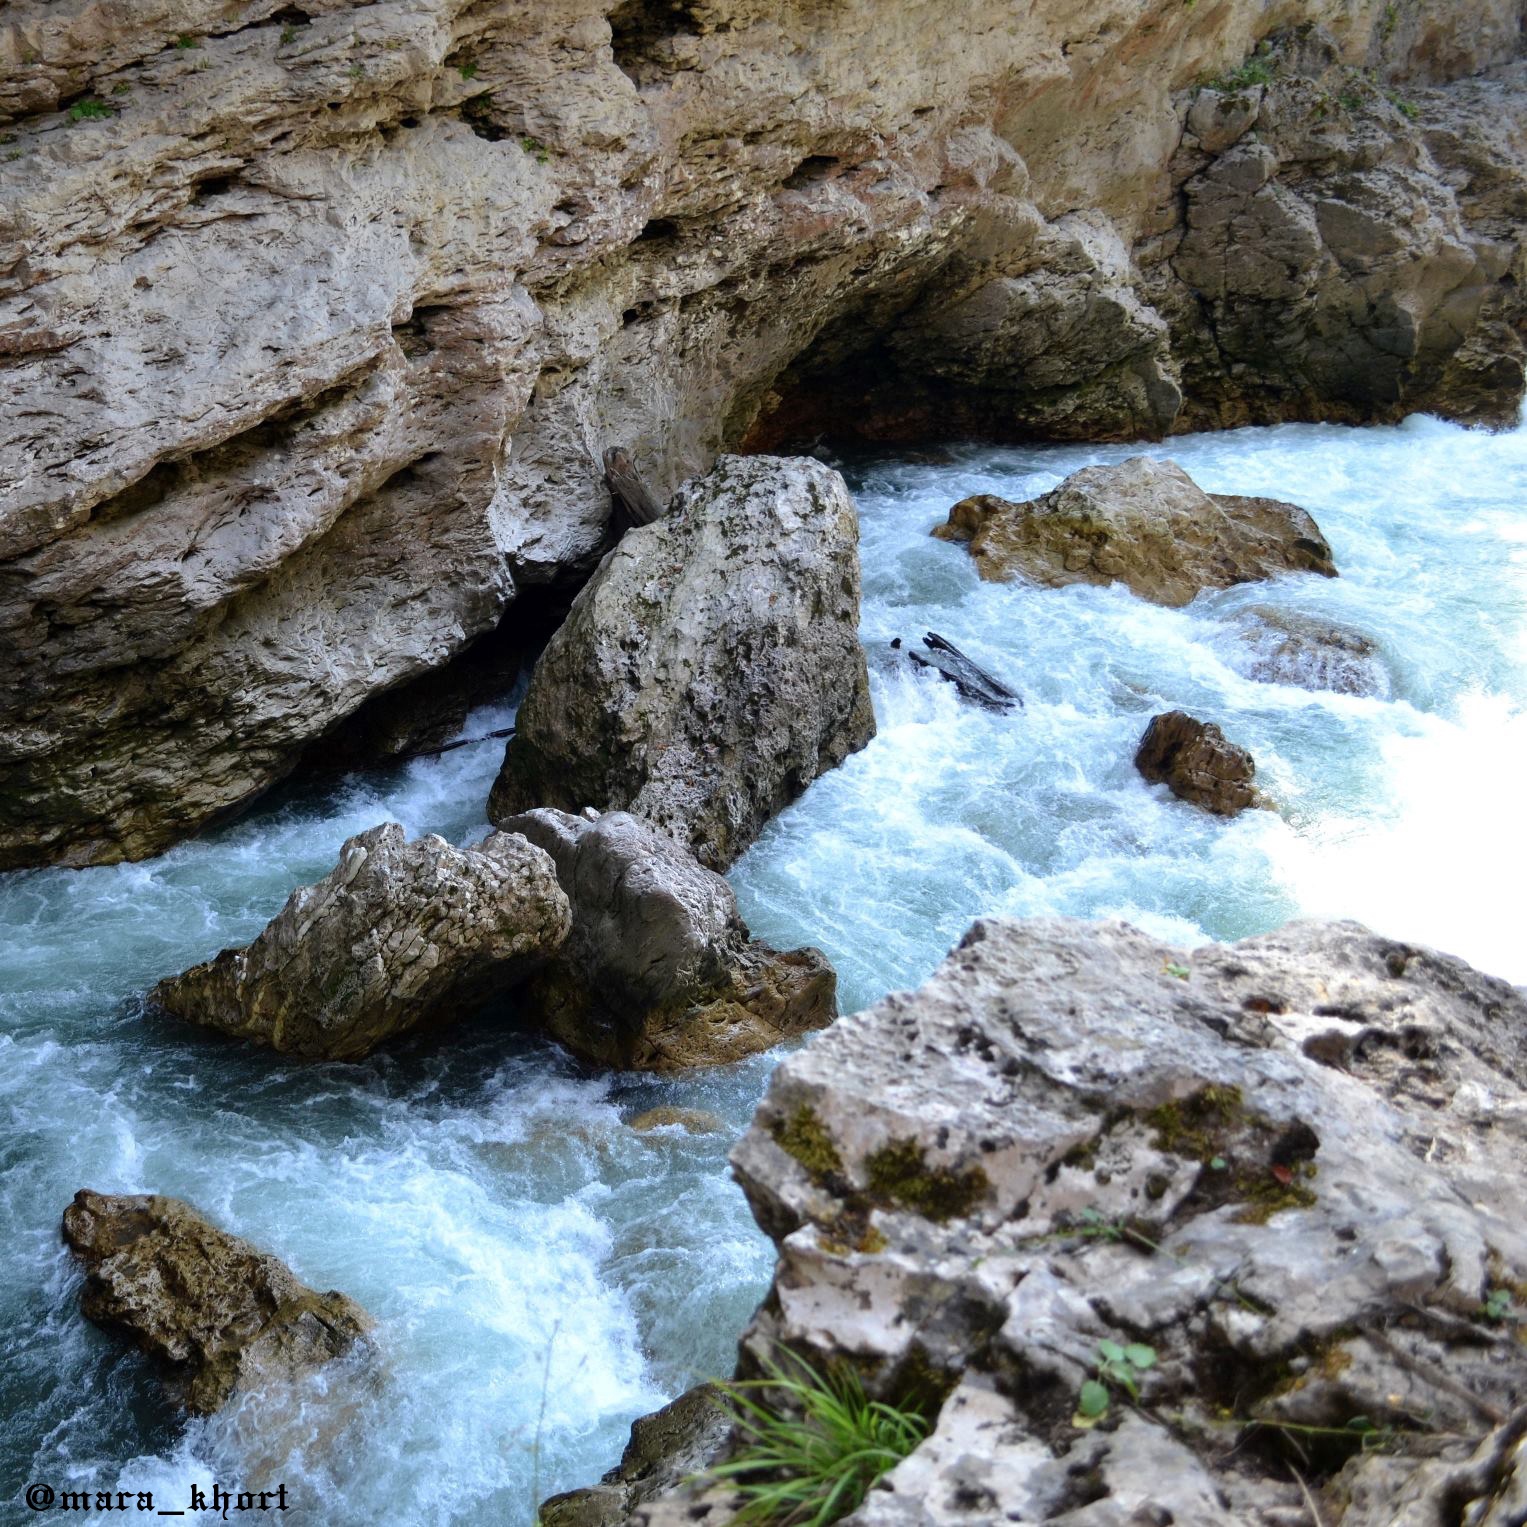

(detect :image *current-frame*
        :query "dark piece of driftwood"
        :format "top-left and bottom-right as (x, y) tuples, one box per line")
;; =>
(604, 446), (665, 531)
(905, 632), (1022, 712)
(395, 726), (515, 762)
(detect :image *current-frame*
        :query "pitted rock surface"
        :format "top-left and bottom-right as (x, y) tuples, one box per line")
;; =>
(609, 916), (1527, 1525)
(62, 1189), (372, 1416)
(1135, 710), (1260, 817)
(150, 823), (570, 1059)
(491, 457), (875, 870)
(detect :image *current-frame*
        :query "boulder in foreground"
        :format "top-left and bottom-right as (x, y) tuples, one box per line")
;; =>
(934, 456), (1337, 607)
(1135, 709), (1260, 816)
(703, 916), (1527, 1526)
(506, 809), (835, 1070)
(489, 455), (876, 871)
(63, 1190), (371, 1416)
(150, 823), (570, 1060)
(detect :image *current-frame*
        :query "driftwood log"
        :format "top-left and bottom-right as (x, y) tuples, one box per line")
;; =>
(603, 447), (665, 532)
(900, 632), (1022, 712)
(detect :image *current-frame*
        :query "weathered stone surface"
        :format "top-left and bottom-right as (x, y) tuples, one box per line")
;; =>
(3, 4), (1522, 872)
(504, 809), (835, 1069)
(935, 457), (1336, 607)
(708, 916), (1527, 1525)
(1135, 710), (1260, 817)
(149, 823), (570, 1060)
(490, 458), (875, 870)
(542, 1385), (731, 1527)
(1229, 606), (1390, 697)
(62, 1189), (371, 1416)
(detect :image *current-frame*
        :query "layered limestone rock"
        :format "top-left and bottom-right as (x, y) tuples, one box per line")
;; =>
(62, 1189), (371, 1416)
(1135, 710), (1260, 817)
(490, 456), (875, 869)
(3, 2), (1523, 871)
(694, 917), (1527, 1525)
(934, 456), (1337, 607)
(504, 808), (835, 1069)
(149, 823), (570, 1059)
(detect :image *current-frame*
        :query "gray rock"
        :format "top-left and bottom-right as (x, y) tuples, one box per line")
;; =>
(934, 457), (1336, 607)
(490, 457), (875, 871)
(1229, 607), (1390, 697)
(711, 916), (1527, 1525)
(149, 823), (570, 1060)
(1135, 710), (1260, 817)
(505, 809), (835, 1069)
(62, 1189), (372, 1416)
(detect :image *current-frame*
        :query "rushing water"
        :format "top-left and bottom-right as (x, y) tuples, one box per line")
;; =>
(2, 410), (1524, 1525)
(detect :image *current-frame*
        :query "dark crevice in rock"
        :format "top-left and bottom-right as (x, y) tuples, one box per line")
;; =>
(783, 154), (841, 189)
(609, 0), (704, 88)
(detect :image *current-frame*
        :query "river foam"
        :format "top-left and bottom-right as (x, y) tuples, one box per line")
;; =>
(2, 409), (1524, 1524)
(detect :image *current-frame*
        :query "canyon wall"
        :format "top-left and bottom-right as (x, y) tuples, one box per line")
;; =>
(2, 0), (1524, 869)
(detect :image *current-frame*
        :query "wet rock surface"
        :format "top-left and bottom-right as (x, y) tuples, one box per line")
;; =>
(935, 457), (1337, 608)
(62, 1190), (371, 1416)
(149, 823), (571, 1060)
(3, 5), (1522, 872)
(1135, 710), (1260, 817)
(505, 809), (835, 1070)
(490, 457), (875, 870)
(1230, 607), (1390, 698)
(698, 916), (1527, 1526)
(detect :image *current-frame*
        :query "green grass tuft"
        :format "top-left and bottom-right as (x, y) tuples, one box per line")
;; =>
(705, 1352), (930, 1526)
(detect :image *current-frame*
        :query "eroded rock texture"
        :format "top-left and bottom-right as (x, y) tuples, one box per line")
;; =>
(505, 807), (835, 1069)
(62, 1189), (371, 1416)
(1136, 709), (1260, 816)
(700, 918), (1527, 1525)
(490, 455), (875, 868)
(149, 823), (571, 1059)
(1, 2), (1523, 870)
(935, 456), (1337, 607)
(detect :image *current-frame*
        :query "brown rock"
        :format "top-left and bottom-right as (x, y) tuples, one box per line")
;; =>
(628, 1108), (727, 1135)
(62, 1190), (371, 1416)
(1234, 607), (1388, 697)
(1135, 710), (1259, 816)
(149, 823), (570, 1060)
(935, 457), (1336, 607)
(503, 809), (835, 1070)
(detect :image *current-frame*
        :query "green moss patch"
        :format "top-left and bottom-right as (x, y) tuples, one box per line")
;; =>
(864, 1138), (989, 1222)
(773, 1104), (843, 1182)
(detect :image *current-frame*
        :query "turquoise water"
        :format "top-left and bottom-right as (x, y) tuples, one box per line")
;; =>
(1, 409), (1524, 1524)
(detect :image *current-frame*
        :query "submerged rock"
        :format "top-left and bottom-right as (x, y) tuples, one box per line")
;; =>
(149, 823), (570, 1060)
(1135, 710), (1260, 816)
(934, 456), (1336, 607)
(1231, 606), (1390, 697)
(62, 1190), (371, 1416)
(490, 456), (875, 870)
(505, 809), (835, 1070)
(709, 916), (1527, 1524)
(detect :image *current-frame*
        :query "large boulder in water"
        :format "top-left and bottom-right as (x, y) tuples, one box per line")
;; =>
(1135, 710), (1259, 817)
(934, 456), (1337, 607)
(62, 1190), (371, 1415)
(1231, 606), (1390, 697)
(149, 823), (570, 1060)
(488, 455), (875, 871)
(505, 808), (835, 1069)
(706, 916), (1527, 1525)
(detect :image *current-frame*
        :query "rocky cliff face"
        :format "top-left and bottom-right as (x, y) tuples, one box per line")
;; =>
(2, 0), (1523, 870)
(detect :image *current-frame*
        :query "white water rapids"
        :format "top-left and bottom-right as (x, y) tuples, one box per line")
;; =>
(1, 410), (1523, 1524)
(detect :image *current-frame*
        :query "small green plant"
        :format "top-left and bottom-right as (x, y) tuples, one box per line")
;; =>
(67, 98), (112, 122)
(519, 133), (550, 163)
(1076, 1340), (1157, 1422)
(1380, 2), (1399, 39)
(280, 23), (298, 44)
(1163, 961), (1191, 980)
(348, 62), (365, 78)
(174, 33), (200, 50)
(110, 81), (131, 95)
(1243, 1414), (1397, 1453)
(459, 60), (479, 80)
(1482, 1288), (1519, 1323)
(1338, 90), (1364, 111)
(1211, 57), (1274, 92)
(705, 1352), (930, 1526)
(1386, 90), (1419, 119)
